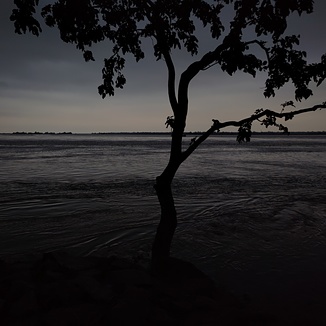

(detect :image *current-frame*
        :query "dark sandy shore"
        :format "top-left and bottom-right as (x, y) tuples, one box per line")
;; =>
(0, 251), (325, 325)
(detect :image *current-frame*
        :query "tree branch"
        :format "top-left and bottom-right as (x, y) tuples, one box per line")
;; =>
(181, 125), (216, 163)
(141, 0), (177, 111)
(178, 44), (225, 117)
(217, 103), (326, 130)
(244, 39), (270, 64)
(162, 51), (178, 112)
(181, 103), (326, 162)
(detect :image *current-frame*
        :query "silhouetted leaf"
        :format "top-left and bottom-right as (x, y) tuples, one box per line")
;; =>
(83, 50), (95, 62)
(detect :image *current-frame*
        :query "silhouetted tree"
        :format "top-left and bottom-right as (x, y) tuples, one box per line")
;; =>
(11, 0), (326, 267)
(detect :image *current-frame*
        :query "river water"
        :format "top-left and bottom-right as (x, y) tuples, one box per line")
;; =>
(1, 133), (326, 310)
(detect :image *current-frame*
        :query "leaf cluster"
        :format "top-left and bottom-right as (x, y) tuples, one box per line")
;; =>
(11, 0), (42, 36)
(236, 121), (252, 143)
(263, 35), (319, 101)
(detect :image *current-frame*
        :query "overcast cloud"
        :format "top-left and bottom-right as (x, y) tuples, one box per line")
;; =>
(0, 1), (325, 133)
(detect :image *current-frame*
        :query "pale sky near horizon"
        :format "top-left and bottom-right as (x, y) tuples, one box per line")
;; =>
(1, 1), (326, 133)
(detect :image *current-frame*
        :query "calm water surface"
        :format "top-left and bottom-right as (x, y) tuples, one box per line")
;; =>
(1, 133), (326, 297)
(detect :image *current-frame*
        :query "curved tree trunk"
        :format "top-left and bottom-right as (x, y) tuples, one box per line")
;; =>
(150, 52), (190, 268)
(151, 111), (186, 266)
(151, 175), (177, 266)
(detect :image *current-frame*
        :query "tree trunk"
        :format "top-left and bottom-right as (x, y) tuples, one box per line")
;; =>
(151, 113), (185, 269)
(151, 175), (177, 266)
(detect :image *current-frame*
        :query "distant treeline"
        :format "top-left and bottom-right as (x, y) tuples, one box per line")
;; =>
(6, 131), (326, 136)
(92, 131), (326, 135)
(11, 131), (73, 135)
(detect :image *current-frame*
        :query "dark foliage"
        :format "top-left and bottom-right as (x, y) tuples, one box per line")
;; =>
(10, 0), (325, 101)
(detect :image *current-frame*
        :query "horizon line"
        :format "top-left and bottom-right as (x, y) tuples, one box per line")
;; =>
(2, 131), (326, 135)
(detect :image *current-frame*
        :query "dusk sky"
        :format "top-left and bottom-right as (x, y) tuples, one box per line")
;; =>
(1, 1), (325, 133)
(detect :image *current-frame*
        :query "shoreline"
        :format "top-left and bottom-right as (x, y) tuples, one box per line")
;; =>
(0, 251), (247, 326)
(2, 131), (326, 136)
(1, 251), (326, 325)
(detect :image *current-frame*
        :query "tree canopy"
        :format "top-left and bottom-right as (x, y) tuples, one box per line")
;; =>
(11, 0), (326, 102)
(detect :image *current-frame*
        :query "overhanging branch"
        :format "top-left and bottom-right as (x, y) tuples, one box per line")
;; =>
(217, 103), (326, 130)
(181, 103), (326, 163)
